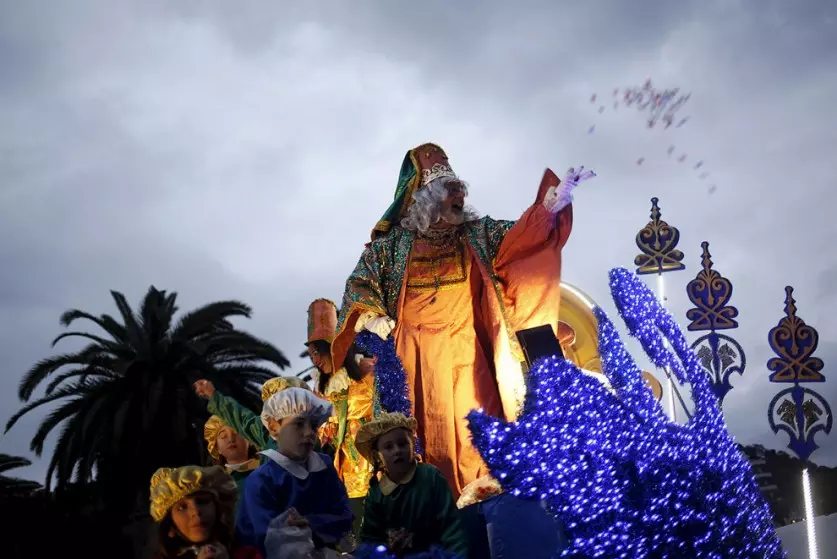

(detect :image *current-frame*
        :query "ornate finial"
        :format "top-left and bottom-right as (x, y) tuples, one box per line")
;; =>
(634, 197), (685, 275)
(699, 241), (712, 270)
(783, 286), (797, 321)
(767, 286), (825, 383)
(685, 241), (739, 332)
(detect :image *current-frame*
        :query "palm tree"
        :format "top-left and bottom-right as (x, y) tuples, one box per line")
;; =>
(5, 286), (289, 515)
(0, 454), (41, 496)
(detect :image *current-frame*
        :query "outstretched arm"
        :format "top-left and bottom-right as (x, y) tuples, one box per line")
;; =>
(207, 392), (273, 451)
(195, 380), (271, 451)
(493, 167), (593, 268)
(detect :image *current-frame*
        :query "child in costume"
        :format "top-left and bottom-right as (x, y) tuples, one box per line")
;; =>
(204, 415), (261, 504)
(236, 387), (354, 553)
(305, 299), (376, 511)
(149, 465), (262, 559)
(194, 376), (315, 454)
(356, 413), (468, 557)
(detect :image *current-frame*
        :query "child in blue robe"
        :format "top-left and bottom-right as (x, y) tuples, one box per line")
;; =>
(236, 387), (354, 553)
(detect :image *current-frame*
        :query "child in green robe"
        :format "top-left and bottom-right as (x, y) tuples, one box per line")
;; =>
(355, 413), (469, 557)
(203, 415), (261, 507)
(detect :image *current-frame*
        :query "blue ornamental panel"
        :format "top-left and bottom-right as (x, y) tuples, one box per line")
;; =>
(767, 385), (832, 462)
(634, 197), (686, 275)
(691, 332), (746, 404)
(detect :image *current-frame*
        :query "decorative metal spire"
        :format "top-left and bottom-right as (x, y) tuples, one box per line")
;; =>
(634, 197), (685, 275)
(766, 286), (831, 462)
(685, 242), (744, 405)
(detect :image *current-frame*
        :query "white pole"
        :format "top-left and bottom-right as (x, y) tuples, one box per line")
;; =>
(802, 468), (819, 559)
(656, 273), (677, 421)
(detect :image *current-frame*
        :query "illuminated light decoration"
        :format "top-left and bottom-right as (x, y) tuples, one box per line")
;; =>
(468, 267), (785, 558)
(802, 468), (819, 559)
(351, 544), (459, 558)
(354, 330), (423, 456)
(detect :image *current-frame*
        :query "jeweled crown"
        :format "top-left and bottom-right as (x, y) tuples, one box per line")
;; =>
(414, 143), (457, 186)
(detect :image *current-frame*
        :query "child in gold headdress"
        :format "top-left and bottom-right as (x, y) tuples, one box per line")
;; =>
(194, 376), (312, 454)
(204, 416), (261, 504)
(149, 465), (262, 559)
(304, 299), (376, 502)
(356, 413), (468, 557)
(236, 387), (353, 554)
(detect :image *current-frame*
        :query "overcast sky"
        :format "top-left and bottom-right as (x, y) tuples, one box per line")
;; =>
(2, 0), (836, 485)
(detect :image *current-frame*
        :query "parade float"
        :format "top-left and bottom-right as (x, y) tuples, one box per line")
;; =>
(296, 82), (831, 557)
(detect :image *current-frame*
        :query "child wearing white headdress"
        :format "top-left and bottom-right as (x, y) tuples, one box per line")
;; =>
(235, 387), (353, 556)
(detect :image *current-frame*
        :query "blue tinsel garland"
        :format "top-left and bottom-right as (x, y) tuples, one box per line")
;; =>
(467, 268), (785, 558)
(354, 330), (423, 455)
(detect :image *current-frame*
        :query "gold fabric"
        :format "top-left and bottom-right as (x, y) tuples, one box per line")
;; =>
(319, 371), (377, 498)
(203, 415), (226, 459)
(149, 465), (237, 522)
(355, 412), (418, 464)
(261, 376), (310, 402)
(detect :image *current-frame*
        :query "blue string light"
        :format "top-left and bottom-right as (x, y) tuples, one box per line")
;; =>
(352, 544), (460, 558)
(468, 267), (785, 558)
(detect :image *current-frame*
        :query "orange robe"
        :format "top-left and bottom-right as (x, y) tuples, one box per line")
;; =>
(333, 169), (572, 497)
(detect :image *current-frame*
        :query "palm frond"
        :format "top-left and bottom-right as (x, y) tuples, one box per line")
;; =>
(18, 345), (119, 400)
(6, 379), (103, 434)
(0, 453), (33, 474)
(44, 365), (120, 396)
(109, 290), (145, 352)
(59, 309), (128, 342)
(171, 301), (253, 341)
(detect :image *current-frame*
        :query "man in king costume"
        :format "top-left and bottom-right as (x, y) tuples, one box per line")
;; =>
(331, 142), (594, 496)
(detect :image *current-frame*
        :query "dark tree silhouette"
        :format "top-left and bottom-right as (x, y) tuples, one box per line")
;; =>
(5, 286), (290, 519)
(0, 453), (41, 496)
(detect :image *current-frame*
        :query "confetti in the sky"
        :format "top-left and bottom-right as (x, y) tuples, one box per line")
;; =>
(708, 185), (718, 195)
(587, 81), (718, 193)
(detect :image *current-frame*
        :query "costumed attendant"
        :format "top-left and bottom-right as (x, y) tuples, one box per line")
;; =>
(356, 413), (468, 557)
(150, 465), (262, 559)
(305, 299), (377, 509)
(236, 387), (353, 554)
(204, 416), (261, 505)
(194, 376), (313, 454)
(331, 142), (596, 497)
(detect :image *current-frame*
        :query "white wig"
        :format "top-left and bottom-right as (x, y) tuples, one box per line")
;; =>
(400, 176), (480, 234)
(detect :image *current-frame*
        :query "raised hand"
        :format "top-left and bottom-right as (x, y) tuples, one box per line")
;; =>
(543, 166), (596, 213)
(193, 379), (216, 399)
(467, 268), (785, 558)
